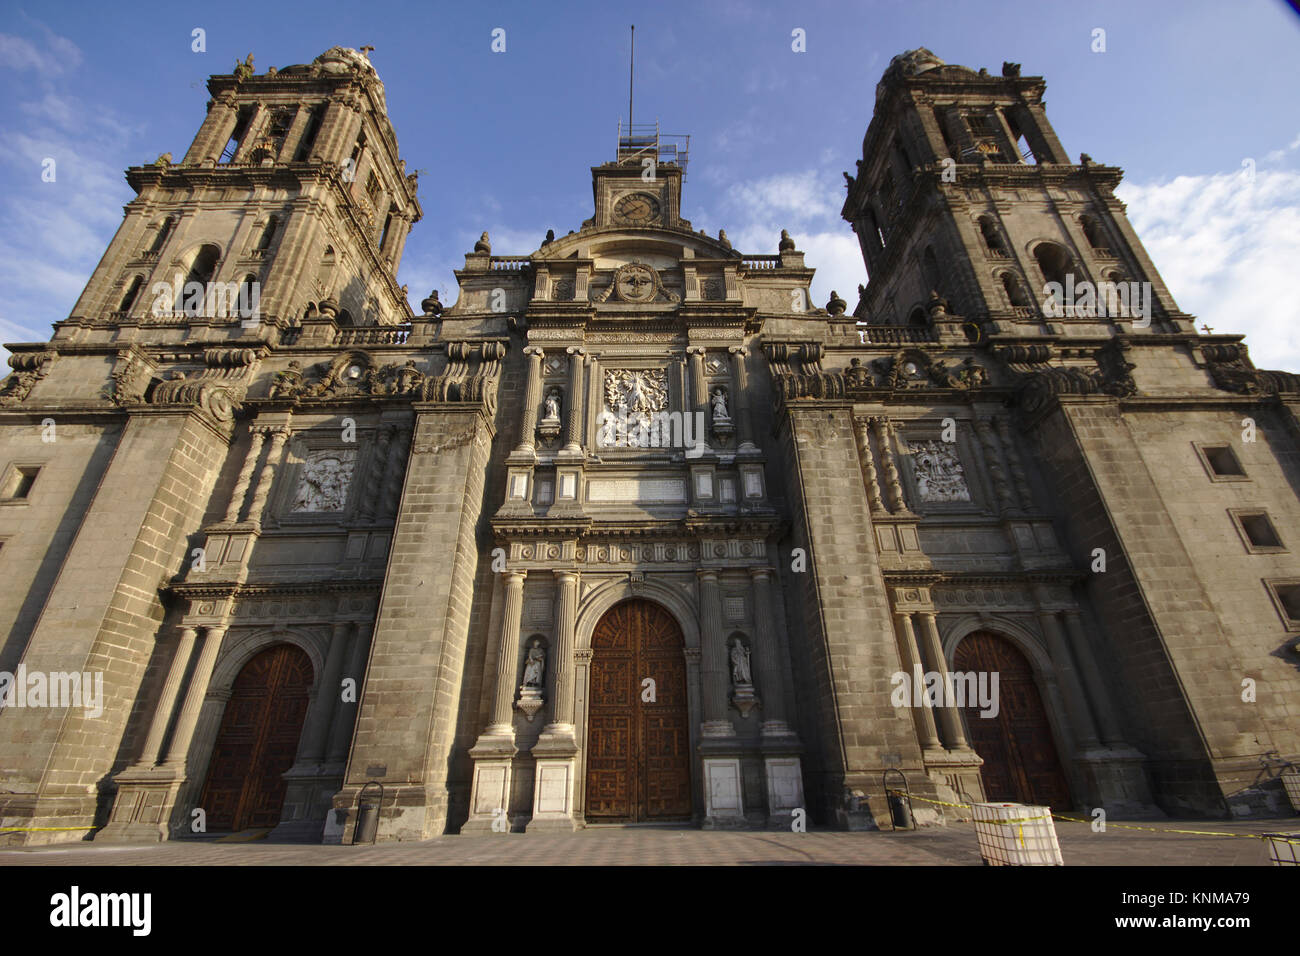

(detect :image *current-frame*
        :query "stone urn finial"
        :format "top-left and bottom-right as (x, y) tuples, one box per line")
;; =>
(778, 229), (795, 252)
(421, 289), (443, 316)
(826, 290), (847, 316)
(474, 231), (491, 254)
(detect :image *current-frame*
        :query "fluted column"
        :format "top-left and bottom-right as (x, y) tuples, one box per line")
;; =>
(871, 417), (909, 514)
(223, 428), (266, 523)
(584, 354), (601, 450)
(1063, 609), (1126, 746)
(161, 625), (226, 767)
(895, 612), (941, 751)
(516, 346), (545, 454)
(137, 627), (198, 765)
(299, 621), (352, 763)
(995, 416), (1034, 510)
(358, 425), (394, 521)
(917, 611), (969, 750)
(380, 426), (410, 518)
(488, 570), (528, 734)
(975, 418), (1016, 513)
(687, 347), (708, 422)
(1039, 610), (1102, 750)
(698, 569), (733, 735)
(562, 348), (585, 454)
(749, 568), (790, 734)
(728, 346), (757, 453)
(547, 570), (579, 734)
(853, 418), (887, 513)
(246, 427), (290, 524)
(327, 621), (372, 763)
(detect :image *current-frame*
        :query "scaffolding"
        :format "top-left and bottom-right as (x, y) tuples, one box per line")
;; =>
(615, 121), (690, 180)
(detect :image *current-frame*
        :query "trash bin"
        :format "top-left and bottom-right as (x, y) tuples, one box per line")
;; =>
(888, 790), (913, 830)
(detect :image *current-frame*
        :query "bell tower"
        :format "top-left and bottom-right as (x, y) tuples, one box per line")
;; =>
(56, 46), (421, 347)
(842, 49), (1195, 337)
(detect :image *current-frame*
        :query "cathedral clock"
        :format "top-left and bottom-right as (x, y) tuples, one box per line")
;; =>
(614, 192), (661, 225)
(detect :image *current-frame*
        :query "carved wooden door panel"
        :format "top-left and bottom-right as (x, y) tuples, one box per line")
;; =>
(955, 631), (1072, 809)
(199, 644), (313, 831)
(585, 600), (692, 822)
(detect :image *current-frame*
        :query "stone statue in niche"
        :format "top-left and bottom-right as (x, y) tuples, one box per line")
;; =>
(711, 386), (730, 422)
(542, 388), (561, 423)
(730, 640), (752, 685)
(522, 640), (546, 687)
(516, 637), (546, 720)
(909, 440), (972, 503)
(292, 449), (356, 512)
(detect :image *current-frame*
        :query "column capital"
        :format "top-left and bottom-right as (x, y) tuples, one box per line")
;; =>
(503, 569), (528, 585)
(523, 345), (545, 358)
(696, 568), (721, 583)
(727, 345), (748, 356)
(565, 346), (586, 356)
(747, 565), (774, 582)
(554, 569), (579, 583)
(686, 345), (707, 356)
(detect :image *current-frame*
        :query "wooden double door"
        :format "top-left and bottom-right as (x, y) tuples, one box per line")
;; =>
(955, 631), (1072, 809)
(584, 600), (692, 822)
(199, 644), (313, 831)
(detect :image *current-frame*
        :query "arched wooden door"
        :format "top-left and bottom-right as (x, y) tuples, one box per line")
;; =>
(584, 600), (692, 822)
(955, 631), (1072, 809)
(199, 644), (313, 831)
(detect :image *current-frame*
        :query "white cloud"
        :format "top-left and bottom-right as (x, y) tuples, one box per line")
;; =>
(0, 29), (81, 76)
(1119, 168), (1300, 372)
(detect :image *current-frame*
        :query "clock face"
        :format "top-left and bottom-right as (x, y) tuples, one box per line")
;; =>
(614, 192), (660, 224)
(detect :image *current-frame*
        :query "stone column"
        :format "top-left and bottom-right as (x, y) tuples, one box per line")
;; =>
(358, 426), (394, 522)
(1063, 609), (1126, 746)
(561, 348), (584, 455)
(995, 416), (1034, 509)
(853, 418), (887, 513)
(223, 428), (266, 523)
(698, 570), (734, 736)
(749, 568), (790, 735)
(487, 570), (528, 734)
(161, 625), (226, 768)
(975, 418), (1016, 513)
(547, 570), (579, 734)
(1038, 610), (1102, 750)
(584, 354), (602, 450)
(137, 627), (198, 766)
(894, 612), (941, 751)
(327, 621), (372, 764)
(871, 417), (909, 514)
(380, 426), (410, 518)
(728, 346), (757, 453)
(247, 427), (290, 524)
(687, 347), (708, 423)
(515, 346), (545, 454)
(917, 611), (969, 750)
(299, 621), (352, 764)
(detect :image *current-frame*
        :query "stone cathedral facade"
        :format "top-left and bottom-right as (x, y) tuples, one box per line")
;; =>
(2, 46), (1299, 846)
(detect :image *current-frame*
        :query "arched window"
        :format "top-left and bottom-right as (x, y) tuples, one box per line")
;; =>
(118, 275), (144, 313)
(908, 306), (929, 327)
(922, 247), (941, 295)
(256, 216), (278, 251)
(180, 244), (221, 317)
(1080, 215), (1110, 255)
(237, 274), (259, 321)
(979, 216), (1008, 257)
(1001, 272), (1031, 308)
(1033, 242), (1074, 290)
(148, 217), (175, 254)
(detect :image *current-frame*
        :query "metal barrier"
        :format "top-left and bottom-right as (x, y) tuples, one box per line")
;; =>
(883, 769), (914, 831)
(352, 781), (383, 845)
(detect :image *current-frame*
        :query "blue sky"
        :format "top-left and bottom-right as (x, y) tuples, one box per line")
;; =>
(2, 0), (1299, 368)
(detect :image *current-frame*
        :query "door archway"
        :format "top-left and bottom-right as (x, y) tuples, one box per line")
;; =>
(199, 643), (313, 831)
(955, 630), (1072, 809)
(584, 599), (692, 822)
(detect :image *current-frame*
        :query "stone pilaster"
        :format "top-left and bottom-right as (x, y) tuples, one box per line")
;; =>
(561, 347), (585, 455)
(300, 622), (352, 764)
(728, 346), (757, 454)
(1038, 610), (1102, 751)
(895, 611), (942, 753)
(136, 627), (198, 766)
(917, 611), (969, 750)
(223, 428), (265, 523)
(515, 346), (545, 455)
